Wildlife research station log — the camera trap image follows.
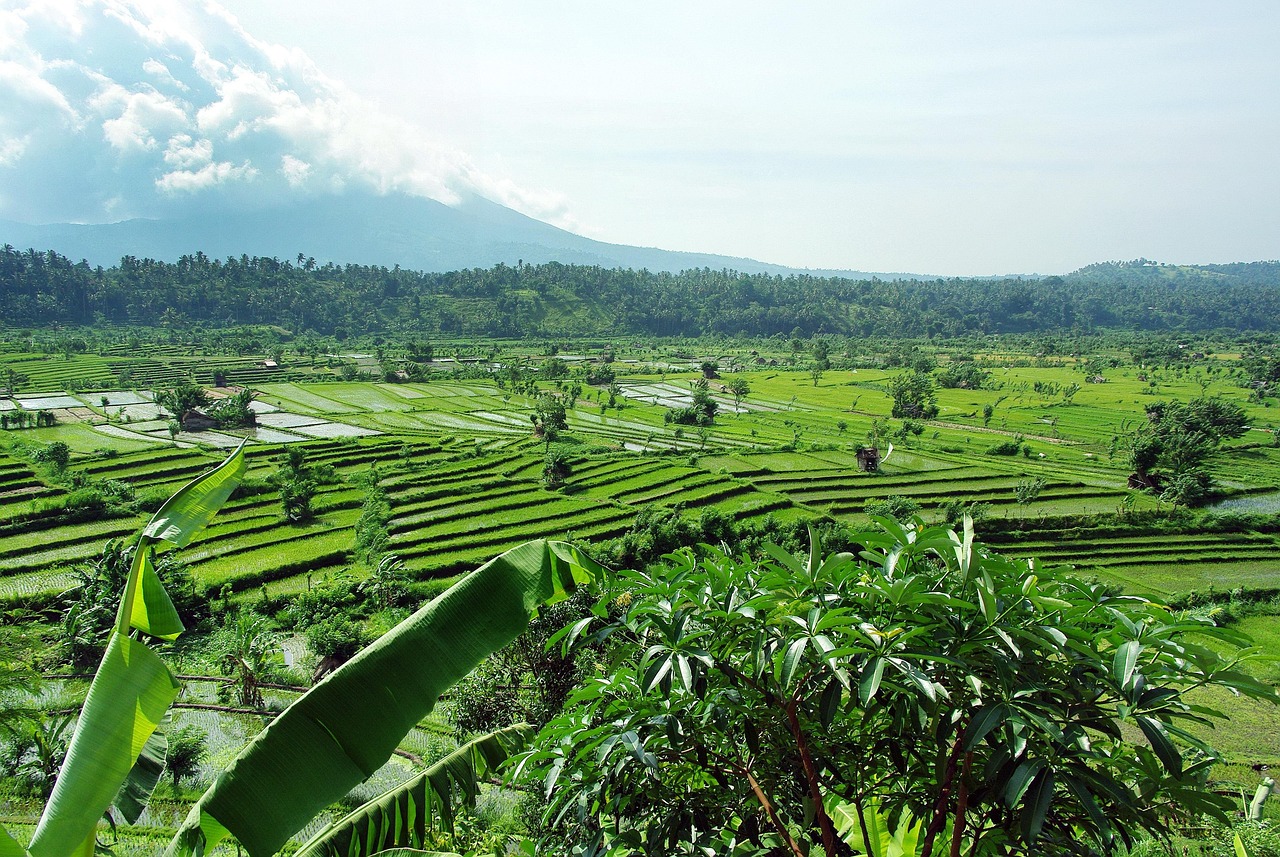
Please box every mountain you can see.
[0,191,920,279]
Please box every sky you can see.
[2,0,1279,275]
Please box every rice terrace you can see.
[4,318,1280,856]
[5,2,1280,854]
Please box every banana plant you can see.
[2,443,248,857]
[294,723,533,857]
[165,539,601,857]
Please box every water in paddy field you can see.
[1210,491,1280,514]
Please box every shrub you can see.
[517,521,1280,857]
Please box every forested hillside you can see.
[3,245,1279,337]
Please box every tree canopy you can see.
[515,519,1278,857]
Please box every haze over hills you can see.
[1,2,930,279]
[0,192,924,279]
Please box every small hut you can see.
[181,409,217,432]
[856,446,880,472]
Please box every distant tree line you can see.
[3,245,1280,338]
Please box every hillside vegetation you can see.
[4,247,1280,337]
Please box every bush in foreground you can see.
[514,518,1279,857]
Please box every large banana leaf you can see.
[295,723,533,857]
[26,445,246,857]
[167,540,600,857]
[0,825,25,857]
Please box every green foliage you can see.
[1128,397,1250,505]
[213,609,280,708]
[542,444,573,489]
[1014,477,1046,505]
[165,540,599,857]
[887,370,939,420]
[666,377,719,426]
[864,495,921,522]
[204,388,257,429]
[532,392,568,437]
[986,438,1024,456]
[165,725,207,788]
[304,614,366,664]
[935,362,989,389]
[293,724,533,857]
[29,441,69,472]
[269,447,334,523]
[516,521,1279,857]
[20,444,245,857]
[154,382,209,417]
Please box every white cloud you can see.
[0,0,577,229]
[142,57,187,90]
[0,135,29,166]
[156,158,256,192]
[280,153,310,187]
[93,82,190,151]
[163,133,212,168]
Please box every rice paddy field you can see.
[4,344,1280,849]
[3,352,1280,606]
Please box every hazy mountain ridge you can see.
[0,192,925,280]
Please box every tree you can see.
[516,521,1278,857]
[215,609,279,709]
[154,382,209,417]
[165,726,207,789]
[532,392,569,443]
[887,370,939,419]
[31,441,70,472]
[206,388,257,428]
[270,447,331,523]
[1015,476,1046,505]
[543,445,573,489]
[727,376,751,413]
[666,378,718,426]
[809,363,825,386]
[812,338,831,370]
[1127,397,1248,503]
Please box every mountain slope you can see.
[0,192,914,279]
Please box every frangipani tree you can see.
[515,519,1279,857]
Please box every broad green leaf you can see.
[167,540,595,857]
[962,704,1006,752]
[1004,760,1043,805]
[295,724,531,857]
[123,443,246,639]
[28,633,180,857]
[113,724,168,824]
[1114,641,1141,693]
[1236,833,1251,857]
[1020,769,1055,843]
[779,637,808,689]
[859,657,885,706]
[141,442,248,546]
[819,678,842,729]
[0,824,26,857]
[1136,716,1182,777]
[127,546,184,640]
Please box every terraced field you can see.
[3,361,1280,607]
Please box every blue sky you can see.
[3,0,1278,274]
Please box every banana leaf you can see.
[167,539,600,857]
[0,824,26,857]
[27,445,246,857]
[295,723,533,857]
[114,724,169,824]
